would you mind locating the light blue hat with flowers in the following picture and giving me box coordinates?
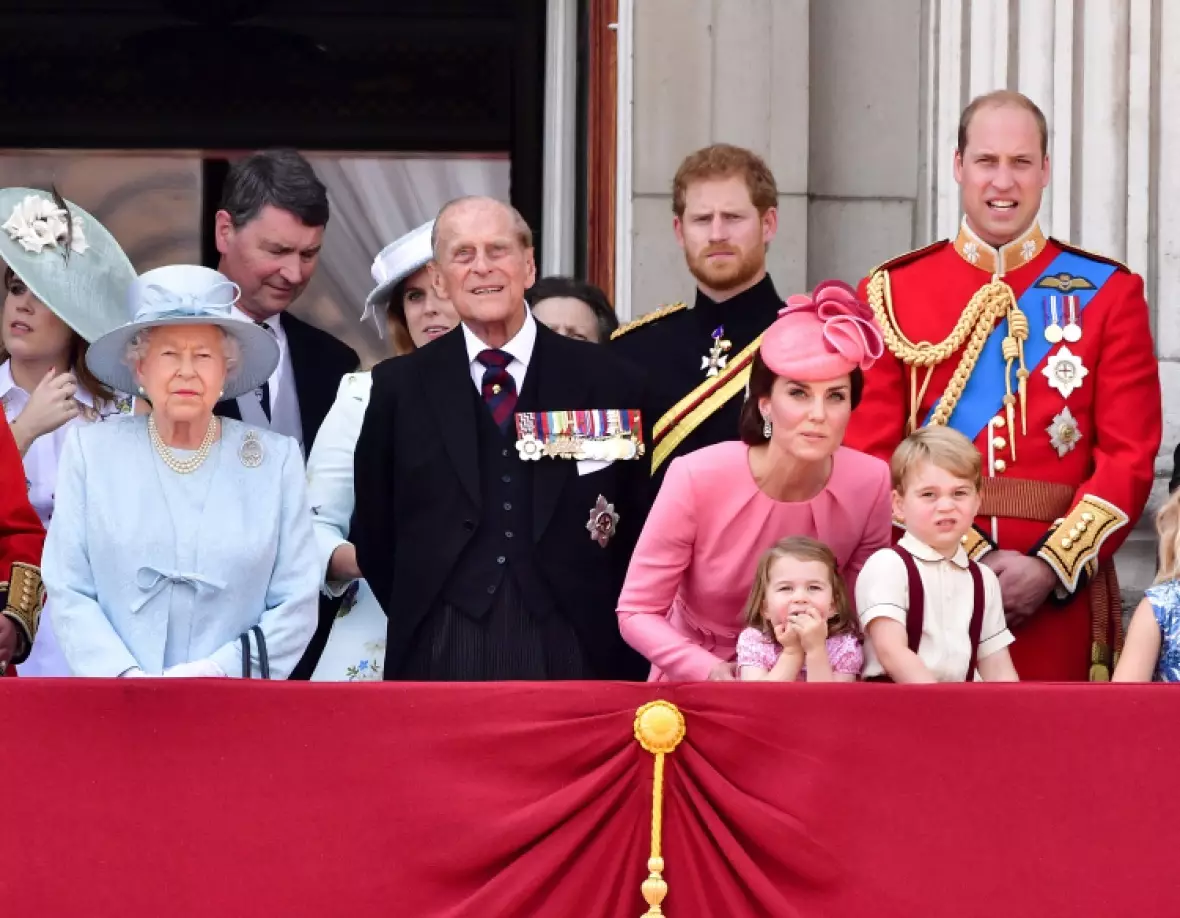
[85,264,279,402]
[0,187,136,344]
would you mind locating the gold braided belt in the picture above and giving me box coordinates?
[866,270,1031,449]
[978,478,1122,681]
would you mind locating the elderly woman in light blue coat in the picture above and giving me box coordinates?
[41,264,318,677]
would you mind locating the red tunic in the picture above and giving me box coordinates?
[1,416,45,676]
[845,229,1161,680]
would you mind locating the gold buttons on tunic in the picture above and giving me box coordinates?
[993,436,1007,450]
[994,459,1007,473]
[993,416,1006,429]
[1062,538,1073,549]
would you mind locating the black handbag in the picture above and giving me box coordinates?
[239,625,271,679]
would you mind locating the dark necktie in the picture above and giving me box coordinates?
[477,349,517,432]
[255,320,273,421]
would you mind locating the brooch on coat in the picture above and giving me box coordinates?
[586,495,619,548]
[239,430,264,468]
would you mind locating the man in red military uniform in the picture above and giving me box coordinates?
[0,416,44,676]
[845,90,1161,681]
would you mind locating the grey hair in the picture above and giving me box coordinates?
[430,196,533,259]
[123,326,242,379]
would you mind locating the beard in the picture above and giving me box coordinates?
[685,243,766,295]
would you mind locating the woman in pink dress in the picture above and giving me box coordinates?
[617,280,892,681]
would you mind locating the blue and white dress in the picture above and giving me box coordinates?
[1144,579,1180,682]
[306,372,388,681]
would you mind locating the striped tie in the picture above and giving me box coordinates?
[477,349,517,432]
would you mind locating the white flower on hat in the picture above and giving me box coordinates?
[2,194,89,256]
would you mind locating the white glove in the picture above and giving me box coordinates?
[162,659,227,678]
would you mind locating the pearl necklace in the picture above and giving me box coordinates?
[148,414,219,474]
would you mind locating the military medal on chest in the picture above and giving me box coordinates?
[701,325,732,377]
[1047,406,1082,457]
[1043,346,1088,398]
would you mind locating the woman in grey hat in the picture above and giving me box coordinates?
[0,187,138,675]
[41,264,319,678]
[302,219,457,680]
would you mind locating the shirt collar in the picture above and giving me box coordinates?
[462,305,537,369]
[953,217,1047,276]
[231,305,279,332]
[899,531,970,569]
[0,361,14,399]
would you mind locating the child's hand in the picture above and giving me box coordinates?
[774,619,802,653]
[792,609,828,654]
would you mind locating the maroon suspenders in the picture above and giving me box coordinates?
[890,545,987,682]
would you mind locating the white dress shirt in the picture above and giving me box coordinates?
[461,306,537,395]
[857,532,1014,682]
[231,306,303,445]
[0,360,132,527]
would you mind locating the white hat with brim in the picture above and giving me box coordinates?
[0,187,137,344]
[361,220,435,335]
[85,264,280,402]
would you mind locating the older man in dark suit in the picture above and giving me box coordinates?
[353,197,650,681]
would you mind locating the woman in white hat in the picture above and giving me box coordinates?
[0,187,138,675]
[302,220,458,681]
[41,264,319,678]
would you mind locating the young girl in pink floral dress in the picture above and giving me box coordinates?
[736,536,863,682]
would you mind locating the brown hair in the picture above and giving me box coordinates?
[890,426,982,493]
[741,536,856,639]
[2,266,117,404]
[672,144,778,217]
[957,90,1049,158]
[737,351,864,445]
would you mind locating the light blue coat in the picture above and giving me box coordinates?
[42,416,318,677]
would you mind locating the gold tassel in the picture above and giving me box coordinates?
[1007,307,1031,436]
[634,701,687,917]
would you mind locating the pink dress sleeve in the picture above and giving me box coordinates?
[616,457,721,681]
[826,632,864,676]
[736,627,779,669]
[844,459,893,595]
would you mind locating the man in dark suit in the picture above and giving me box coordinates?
[213,149,358,680]
[213,149,357,453]
[353,197,650,681]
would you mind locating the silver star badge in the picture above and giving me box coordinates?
[1047,407,1082,457]
[586,495,619,548]
[1043,346,1089,398]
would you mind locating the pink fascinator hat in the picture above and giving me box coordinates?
[759,279,884,379]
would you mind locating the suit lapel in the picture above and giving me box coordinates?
[423,330,481,509]
[526,326,590,542]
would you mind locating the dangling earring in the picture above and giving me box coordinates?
[219,390,225,398]
[762,415,772,439]
[137,385,145,396]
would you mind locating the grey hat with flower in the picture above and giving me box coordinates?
[0,187,136,344]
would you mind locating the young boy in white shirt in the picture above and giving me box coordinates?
[857,426,1019,683]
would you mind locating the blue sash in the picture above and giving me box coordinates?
[924,249,1118,442]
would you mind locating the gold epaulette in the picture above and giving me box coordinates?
[866,239,949,280]
[1049,238,1132,274]
[610,301,689,340]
